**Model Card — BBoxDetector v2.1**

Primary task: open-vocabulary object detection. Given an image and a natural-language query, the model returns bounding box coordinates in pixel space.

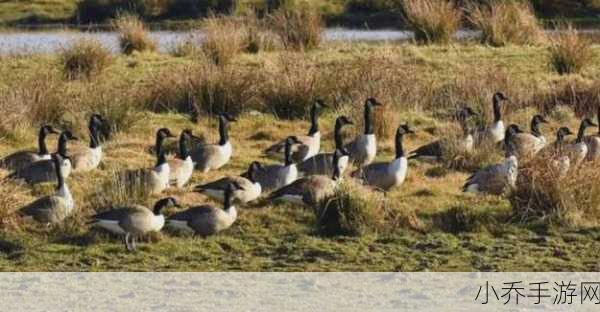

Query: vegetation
[548,23,593,75]
[401,0,462,44]
[59,38,112,80]
[113,13,156,55]
[269,3,323,51]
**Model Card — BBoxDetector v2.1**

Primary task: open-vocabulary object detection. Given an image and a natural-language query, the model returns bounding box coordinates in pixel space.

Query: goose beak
[591,121,598,127]
[70,136,80,141]
[49,127,61,135]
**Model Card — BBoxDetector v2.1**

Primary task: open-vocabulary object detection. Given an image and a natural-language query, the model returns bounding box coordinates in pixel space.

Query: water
[0,29,480,55]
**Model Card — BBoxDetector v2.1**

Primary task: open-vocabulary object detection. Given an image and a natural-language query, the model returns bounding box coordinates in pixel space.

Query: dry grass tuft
[113,13,156,55]
[467,1,545,47]
[59,38,111,80]
[269,3,322,51]
[402,0,462,44]
[548,23,593,75]
[201,15,247,66]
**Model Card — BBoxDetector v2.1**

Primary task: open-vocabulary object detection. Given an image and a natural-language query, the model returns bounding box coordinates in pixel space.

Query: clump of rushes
[201,15,246,66]
[113,13,156,55]
[467,1,545,47]
[548,23,593,75]
[509,155,600,227]
[269,2,322,51]
[402,0,462,44]
[60,38,111,80]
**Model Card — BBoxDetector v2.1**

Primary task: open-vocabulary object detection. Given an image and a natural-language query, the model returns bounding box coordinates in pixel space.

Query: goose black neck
[493,99,502,123]
[57,134,68,157]
[38,128,49,155]
[364,104,374,135]
[395,133,405,159]
[334,121,344,150]
[178,135,189,160]
[247,166,257,183]
[332,155,341,180]
[155,136,167,166]
[153,202,165,215]
[531,120,542,138]
[89,126,100,149]
[224,189,233,211]
[218,117,229,146]
[598,108,600,135]
[576,122,586,143]
[308,105,319,136]
[284,141,293,166]
[556,132,565,145]
[54,158,64,190]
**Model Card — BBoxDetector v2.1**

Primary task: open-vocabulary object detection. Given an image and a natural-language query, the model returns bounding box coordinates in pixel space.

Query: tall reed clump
[59,38,111,80]
[402,0,462,44]
[509,155,600,227]
[269,3,322,50]
[548,23,593,75]
[201,15,247,66]
[467,1,545,47]
[113,13,156,55]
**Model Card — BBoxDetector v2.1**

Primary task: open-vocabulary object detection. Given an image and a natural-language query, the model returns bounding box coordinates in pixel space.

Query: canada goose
[71,114,105,172]
[409,107,477,162]
[345,98,383,167]
[549,127,574,176]
[265,99,327,162]
[18,154,74,224]
[354,124,415,191]
[89,197,179,251]
[585,106,600,161]
[122,128,176,194]
[166,182,243,237]
[476,92,510,145]
[463,124,523,195]
[269,149,344,206]
[195,161,264,204]
[168,129,200,188]
[8,130,78,184]
[511,114,548,159]
[297,116,353,176]
[0,125,60,171]
[255,136,301,191]
[564,118,597,165]
[191,113,236,173]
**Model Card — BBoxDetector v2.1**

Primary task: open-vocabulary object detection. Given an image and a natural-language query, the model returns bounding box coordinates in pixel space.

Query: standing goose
[255,136,301,191]
[511,114,548,159]
[9,130,78,184]
[409,107,477,161]
[264,99,327,162]
[194,161,264,204]
[476,92,510,145]
[463,124,523,195]
[89,197,179,251]
[71,114,105,172]
[548,127,575,176]
[269,149,344,207]
[191,113,236,172]
[18,154,74,224]
[565,118,596,165]
[585,106,600,161]
[345,98,383,167]
[297,116,353,176]
[354,124,415,191]
[166,182,243,237]
[168,129,200,188]
[0,125,60,171]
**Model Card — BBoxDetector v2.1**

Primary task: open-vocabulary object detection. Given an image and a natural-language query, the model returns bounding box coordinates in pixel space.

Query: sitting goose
[122,128,176,194]
[169,129,199,188]
[166,182,243,237]
[71,114,105,172]
[564,118,596,165]
[511,114,548,159]
[549,127,574,176]
[409,107,477,162]
[18,154,74,224]
[463,124,522,195]
[585,106,600,161]
[297,116,353,176]
[476,92,510,145]
[89,197,179,251]
[265,99,327,162]
[191,113,236,173]
[0,125,60,171]
[269,149,344,207]
[195,161,264,204]
[345,98,383,167]
[9,130,78,184]
[353,124,414,191]
[255,136,301,191]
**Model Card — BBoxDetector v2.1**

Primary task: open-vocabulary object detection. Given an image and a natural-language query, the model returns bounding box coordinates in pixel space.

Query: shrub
[467,1,545,47]
[169,37,201,57]
[59,38,111,80]
[112,13,156,55]
[509,156,600,227]
[165,0,236,18]
[402,0,462,44]
[548,23,593,75]
[76,0,155,23]
[269,3,322,50]
[201,15,247,66]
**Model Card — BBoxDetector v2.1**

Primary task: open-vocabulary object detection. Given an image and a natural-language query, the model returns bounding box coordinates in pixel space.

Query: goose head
[223,181,245,209]
[285,136,301,146]
[59,130,79,142]
[493,92,510,105]
[365,97,382,108]
[180,129,201,141]
[336,116,353,127]
[219,113,237,124]
[89,114,105,129]
[314,99,328,110]
[246,161,264,182]
[157,128,176,140]
[41,125,60,136]
[397,124,415,136]
[505,124,524,137]
[395,124,414,159]
[457,106,477,121]
[581,118,597,130]
[532,114,548,125]
[556,127,574,143]
[153,197,180,215]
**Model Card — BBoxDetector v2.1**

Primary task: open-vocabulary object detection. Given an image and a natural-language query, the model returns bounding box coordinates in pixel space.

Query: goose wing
[409,140,443,159]
[464,163,507,194]
[254,164,284,190]
[196,175,248,192]
[512,133,544,158]
[20,195,68,224]
[297,153,333,176]
[10,159,55,183]
[268,178,311,199]
[0,150,39,171]
[191,144,221,171]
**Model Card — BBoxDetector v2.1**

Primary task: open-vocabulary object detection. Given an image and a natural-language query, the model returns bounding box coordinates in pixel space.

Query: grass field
[1,41,600,271]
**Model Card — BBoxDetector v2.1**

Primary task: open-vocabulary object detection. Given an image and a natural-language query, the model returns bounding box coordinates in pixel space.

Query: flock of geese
[1,94,597,250]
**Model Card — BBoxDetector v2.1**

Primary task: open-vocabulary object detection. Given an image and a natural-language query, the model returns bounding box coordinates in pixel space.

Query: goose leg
[132,235,137,251]
[125,232,134,252]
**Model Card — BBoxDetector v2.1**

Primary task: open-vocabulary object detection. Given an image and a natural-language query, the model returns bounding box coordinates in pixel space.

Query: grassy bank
[1,40,600,271]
